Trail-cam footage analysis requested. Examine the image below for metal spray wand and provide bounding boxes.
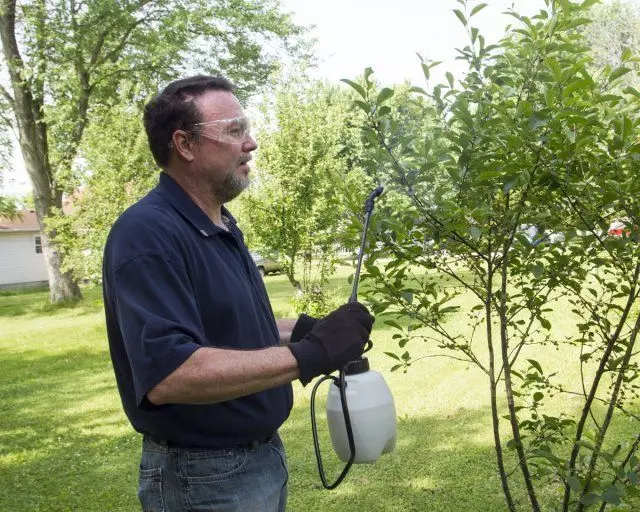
[349,186,384,304]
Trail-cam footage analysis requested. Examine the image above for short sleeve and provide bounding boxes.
[112,254,203,406]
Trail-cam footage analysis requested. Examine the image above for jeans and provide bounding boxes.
[138,434,288,512]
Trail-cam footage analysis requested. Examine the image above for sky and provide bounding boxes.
[3,0,546,196]
[279,0,543,86]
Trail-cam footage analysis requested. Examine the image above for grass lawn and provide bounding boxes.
[0,267,638,511]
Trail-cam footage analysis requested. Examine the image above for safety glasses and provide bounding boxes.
[192,116,252,144]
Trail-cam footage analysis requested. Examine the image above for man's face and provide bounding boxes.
[190,90,258,203]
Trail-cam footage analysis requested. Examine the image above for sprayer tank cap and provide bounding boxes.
[344,357,370,375]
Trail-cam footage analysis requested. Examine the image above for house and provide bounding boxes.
[0,210,48,289]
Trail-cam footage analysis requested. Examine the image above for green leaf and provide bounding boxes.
[376,87,395,105]
[341,79,366,99]
[453,9,467,26]
[401,291,414,304]
[384,319,402,330]
[567,476,581,492]
[421,63,431,80]
[580,493,600,506]
[533,391,544,402]
[471,27,479,44]
[528,113,548,130]
[354,100,370,113]
[528,359,543,374]
[532,262,544,278]
[543,88,556,108]
[408,86,428,95]
[609,66,632,83]
[564,126,576,144]
[469,226,481,240]
[446,72,454,89]
[503,177,518,194]
[563,78,592,97]
[545,58,563,82]
[384,351,401,361]
[602,486,622,505]
[581,0,599,8]
[470,3,487,17]
[623,86,640,99]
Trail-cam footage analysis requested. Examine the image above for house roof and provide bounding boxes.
[0,193,79,234]
[0,210,40,232]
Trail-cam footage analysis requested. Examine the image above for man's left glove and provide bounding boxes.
[287,302,374,385]
[290,314,318,344]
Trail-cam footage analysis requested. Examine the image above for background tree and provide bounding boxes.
[0,195,16,217]
[583,0,640,87]
[236,77,370,314]
[346,0,640,510]
[0,0,307,302]
[46,93,158,283]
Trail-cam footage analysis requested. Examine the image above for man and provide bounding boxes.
[102,75,374,512]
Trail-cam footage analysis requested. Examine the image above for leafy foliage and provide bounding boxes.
[345,0,640,510]
[47,99,158,282]
[582,0,640,89]
[236,78,370,313]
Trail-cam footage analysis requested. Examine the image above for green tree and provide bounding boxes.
[0,195,16,217]
[583,0,640,87]
[0,0,306,301]
[346,0,640,510]
[47,98,158,283]
[236,78,369,313]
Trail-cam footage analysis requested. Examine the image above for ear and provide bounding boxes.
[171,130,195,162]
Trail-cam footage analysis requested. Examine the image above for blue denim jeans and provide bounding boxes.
[138,434,288,512]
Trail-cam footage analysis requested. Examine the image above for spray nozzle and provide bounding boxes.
[364,186,384,214]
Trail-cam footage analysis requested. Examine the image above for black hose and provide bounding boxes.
[310,369,356,489]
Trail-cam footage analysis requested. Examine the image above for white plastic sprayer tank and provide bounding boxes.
[326,357,397,463]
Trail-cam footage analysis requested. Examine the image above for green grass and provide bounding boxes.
[0,268,638,511]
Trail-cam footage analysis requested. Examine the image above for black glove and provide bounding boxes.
[288,302,374,385]
[290,314,318,344]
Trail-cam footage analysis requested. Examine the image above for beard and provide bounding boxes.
[216,167,250,203]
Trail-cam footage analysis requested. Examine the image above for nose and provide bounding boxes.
[243,133,258,152]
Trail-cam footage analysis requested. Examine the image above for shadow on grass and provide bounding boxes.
[0,286,104,318]
[0,345,140,511]
[282,396,520,512]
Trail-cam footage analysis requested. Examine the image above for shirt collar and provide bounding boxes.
[156,172,237,237]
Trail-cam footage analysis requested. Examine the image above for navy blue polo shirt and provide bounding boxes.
[102,172,293,448]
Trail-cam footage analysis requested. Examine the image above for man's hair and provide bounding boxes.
[143,76,236,167]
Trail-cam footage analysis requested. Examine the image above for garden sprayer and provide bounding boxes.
[310,186,397,490]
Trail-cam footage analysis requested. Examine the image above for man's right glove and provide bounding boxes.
[287,302,374,385]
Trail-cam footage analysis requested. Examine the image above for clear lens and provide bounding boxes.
[193,116,251,144]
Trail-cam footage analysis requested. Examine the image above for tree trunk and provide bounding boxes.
[485,263,517,512]
[0,0,81,302]
[499,252,540,512]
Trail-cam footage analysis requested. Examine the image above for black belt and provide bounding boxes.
[144,432,277,451]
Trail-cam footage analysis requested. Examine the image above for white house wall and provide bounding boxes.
[0,232,48,286]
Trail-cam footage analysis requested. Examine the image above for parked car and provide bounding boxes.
[250,252,282,276]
